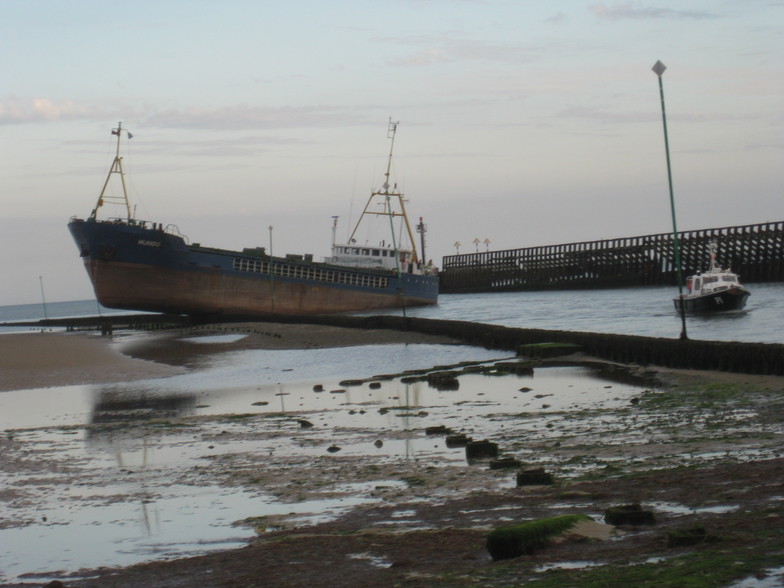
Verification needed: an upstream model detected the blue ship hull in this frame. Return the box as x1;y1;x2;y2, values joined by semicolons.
68;218;438;316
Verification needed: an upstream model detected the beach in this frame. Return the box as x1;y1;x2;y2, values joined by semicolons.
0;332;184;392
0;323;459;392
2;324;783;587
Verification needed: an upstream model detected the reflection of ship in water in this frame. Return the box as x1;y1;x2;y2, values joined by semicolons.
89;387;197;426
86;386;199;538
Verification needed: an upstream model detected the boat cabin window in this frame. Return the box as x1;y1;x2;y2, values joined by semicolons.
353;248;360;255
704;276;719;284
722;276;735;282
372;249;380;256
362;249;370;255
693;278;701;291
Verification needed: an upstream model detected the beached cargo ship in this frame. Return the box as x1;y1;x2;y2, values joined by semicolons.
68;121;438;316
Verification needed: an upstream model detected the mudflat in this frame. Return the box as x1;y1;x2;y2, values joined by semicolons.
2;325;783;587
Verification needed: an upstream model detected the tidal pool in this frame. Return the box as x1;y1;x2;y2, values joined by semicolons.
0;342;652;583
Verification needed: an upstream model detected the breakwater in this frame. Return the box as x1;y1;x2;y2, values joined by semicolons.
2;313;190;334
440;220;784;293
259;314;784;376
7;312;784;375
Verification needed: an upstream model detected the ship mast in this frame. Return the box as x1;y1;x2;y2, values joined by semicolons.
90;122;132;221
347;119;420;263
416;216;427;263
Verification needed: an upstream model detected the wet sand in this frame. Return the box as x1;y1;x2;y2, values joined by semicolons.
0;324;459;392
2;326;783;587
0;332;184;392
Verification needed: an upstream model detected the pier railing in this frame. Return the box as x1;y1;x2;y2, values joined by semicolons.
440;221;784;293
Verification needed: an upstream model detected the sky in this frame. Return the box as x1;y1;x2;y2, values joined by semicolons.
2;0;782;305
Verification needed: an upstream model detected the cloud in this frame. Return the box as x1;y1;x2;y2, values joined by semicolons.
558;104;764;126
143;105;367;131
390;36;540;67
558;105;653;125
0;97;372;132
148;134;311;158
588;2;718;20
396;48;453;66
0;96;98;124
546;12;568;24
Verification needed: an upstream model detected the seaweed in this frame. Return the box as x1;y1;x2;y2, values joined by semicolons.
486;514;591;560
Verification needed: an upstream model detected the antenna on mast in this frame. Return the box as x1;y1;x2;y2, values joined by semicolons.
90;122;132;221
331;216;339;247
346;118;420;263
416;216;427;263
382;118;398;193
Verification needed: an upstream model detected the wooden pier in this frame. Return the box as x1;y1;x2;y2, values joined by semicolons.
440;221;784;293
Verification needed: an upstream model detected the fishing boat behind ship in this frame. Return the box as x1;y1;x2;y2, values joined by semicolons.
674;241;750;313
68;121;438;316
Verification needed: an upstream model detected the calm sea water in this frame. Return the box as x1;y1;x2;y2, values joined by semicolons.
372;283;784;344
2;283;783;343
